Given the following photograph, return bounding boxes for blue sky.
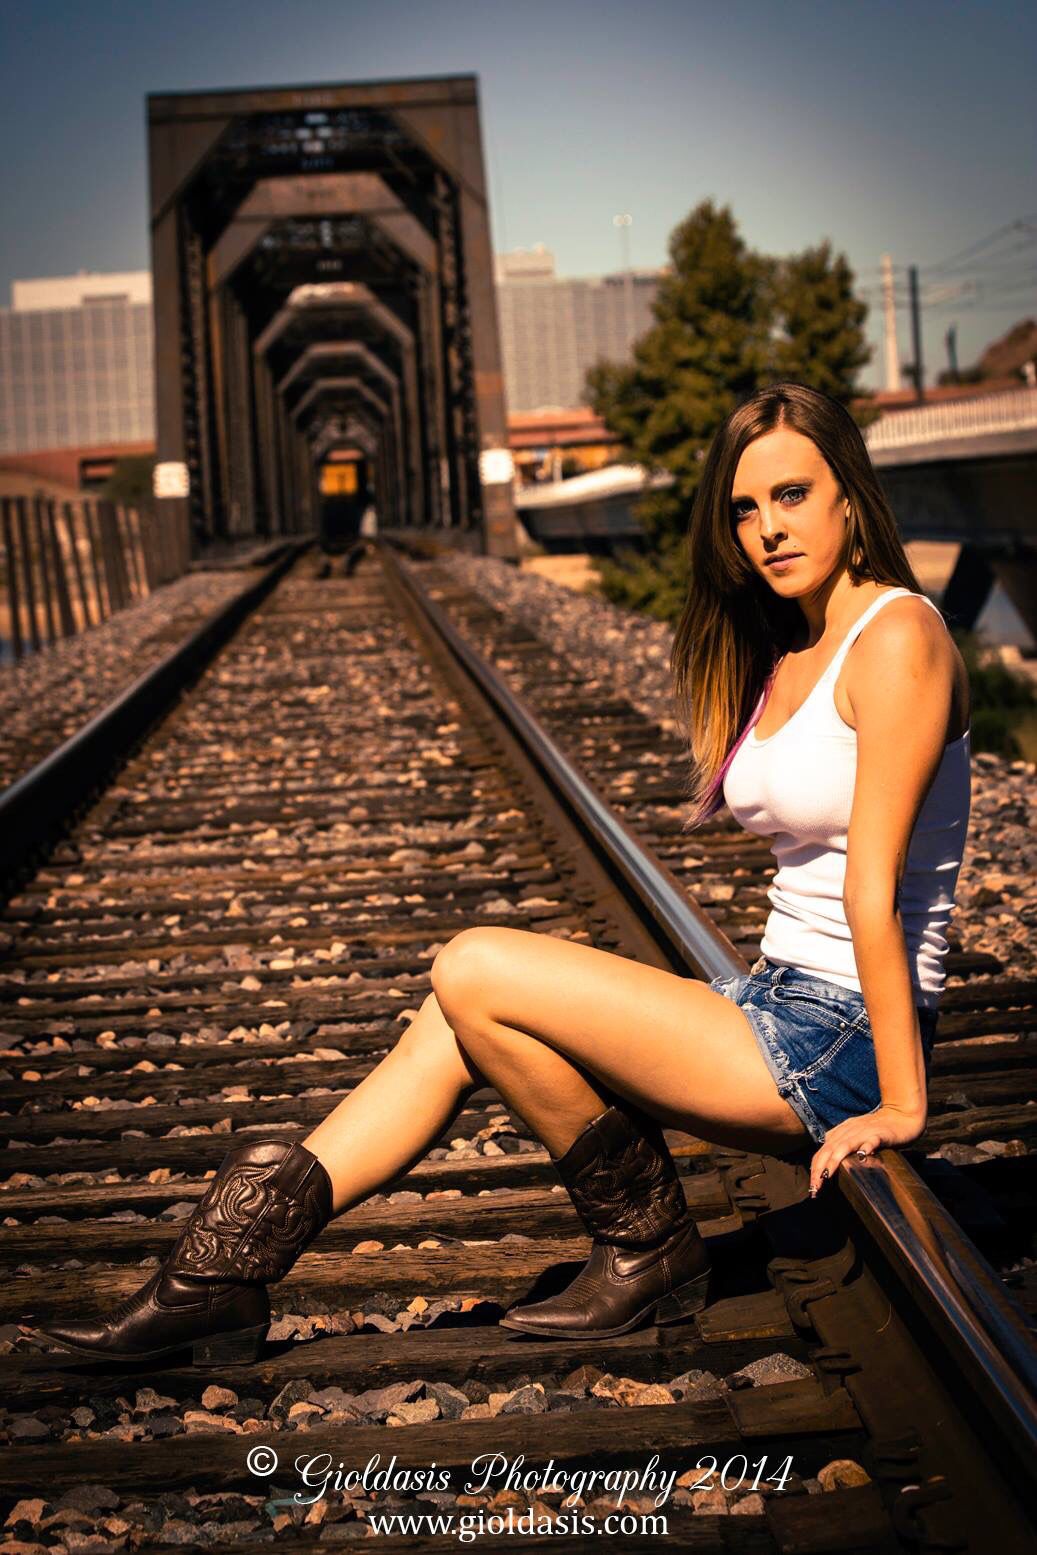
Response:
[1,0,1034,389]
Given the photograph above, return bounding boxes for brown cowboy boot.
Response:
[500,1103,711,1339]
[38,1138,334,1365]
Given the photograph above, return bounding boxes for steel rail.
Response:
[842,1149,1037,1495]
[381,541,743,984]
[0,539,308,895]
[382,538,1037,1480]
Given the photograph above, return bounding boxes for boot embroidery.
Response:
[168,1155,329,1281]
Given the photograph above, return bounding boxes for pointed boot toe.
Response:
[37,1268,271,1364]
[35,1139,334,1365]
[500,1103,712,1341]
[39,1317,113,1354]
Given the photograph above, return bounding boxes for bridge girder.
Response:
[147,76,518,556]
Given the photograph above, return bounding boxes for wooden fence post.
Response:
[31,496,58,645]
[45,499,76,638]
[98,499,127,613]
[15,498,41,651]
[2,497,25,661]
[62,501,94,631]
[83,500,110,622]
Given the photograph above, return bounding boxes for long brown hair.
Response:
[671,381,923,831]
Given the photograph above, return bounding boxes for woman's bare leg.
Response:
[301,991,613,1215]
[430,927,812,1156]
[302,922,811,1219]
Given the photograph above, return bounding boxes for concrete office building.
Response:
[495,246,663,413]
[0,272,154,455]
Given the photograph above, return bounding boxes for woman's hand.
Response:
[809,1104,927,1197]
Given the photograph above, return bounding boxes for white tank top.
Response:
[722,588,971,1009]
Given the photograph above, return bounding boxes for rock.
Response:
[817,1459,871,1491]
[351,1380,424,1420]
[387,1398,441,1426]
[200,1385,237,1412]
[40,1510,95,1534]
[668,1368,726,1400]
[360,1313,398,1333]
[4,1499,47,1529]
[183,1409,241,1433]
[498,1385,549,1416]
[133,1387,178,1415]
[267,1379,316,1422]
[426,1382,470,1421]
[559,1363,604,1393]
[929,1142,990,1166]
[590,1374,674,1407]
[728,1353,812,1387]
[54,1487,121,1514]
[691,1488,729,1513]
[155,1518,200,1545]
[308,1387,357,1413]
[266,1315,302,1341]
[57,1532,119,1553]
[731,1492,766,1514]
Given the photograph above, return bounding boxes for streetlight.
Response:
[613,214,634,347]
[613,212,633,269]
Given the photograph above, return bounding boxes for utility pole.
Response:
[945,324,959,383]
[881,254,901,391]
[908,264,924,403]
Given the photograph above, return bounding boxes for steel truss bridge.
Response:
[148,75,520,559]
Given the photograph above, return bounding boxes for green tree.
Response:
[585,202,875,617]
[767,241,877,424]
[952,628,1036,758]
[587,200,770,555]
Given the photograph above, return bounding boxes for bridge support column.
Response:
[990,548,1037,645]
[940,545,995,631]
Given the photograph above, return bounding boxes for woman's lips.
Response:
[765,552,803,568]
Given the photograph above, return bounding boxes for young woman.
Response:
[39,382,971,1364]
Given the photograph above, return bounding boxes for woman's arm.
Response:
[809,598,956,1196]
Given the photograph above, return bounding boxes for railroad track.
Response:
[0,541,302,797]
[0,539,1033,1552]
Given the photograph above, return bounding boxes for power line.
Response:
[922,214,1037,278]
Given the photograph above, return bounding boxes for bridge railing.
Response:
[865,385,1037,449]
[0,494,191,662]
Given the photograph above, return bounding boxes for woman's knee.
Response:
[430,927,500,1015]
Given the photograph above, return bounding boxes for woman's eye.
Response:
[732,486,806,521]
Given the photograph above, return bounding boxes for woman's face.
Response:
[730,426,850,595]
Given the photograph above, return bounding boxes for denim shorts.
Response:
[708,957,939,1147]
